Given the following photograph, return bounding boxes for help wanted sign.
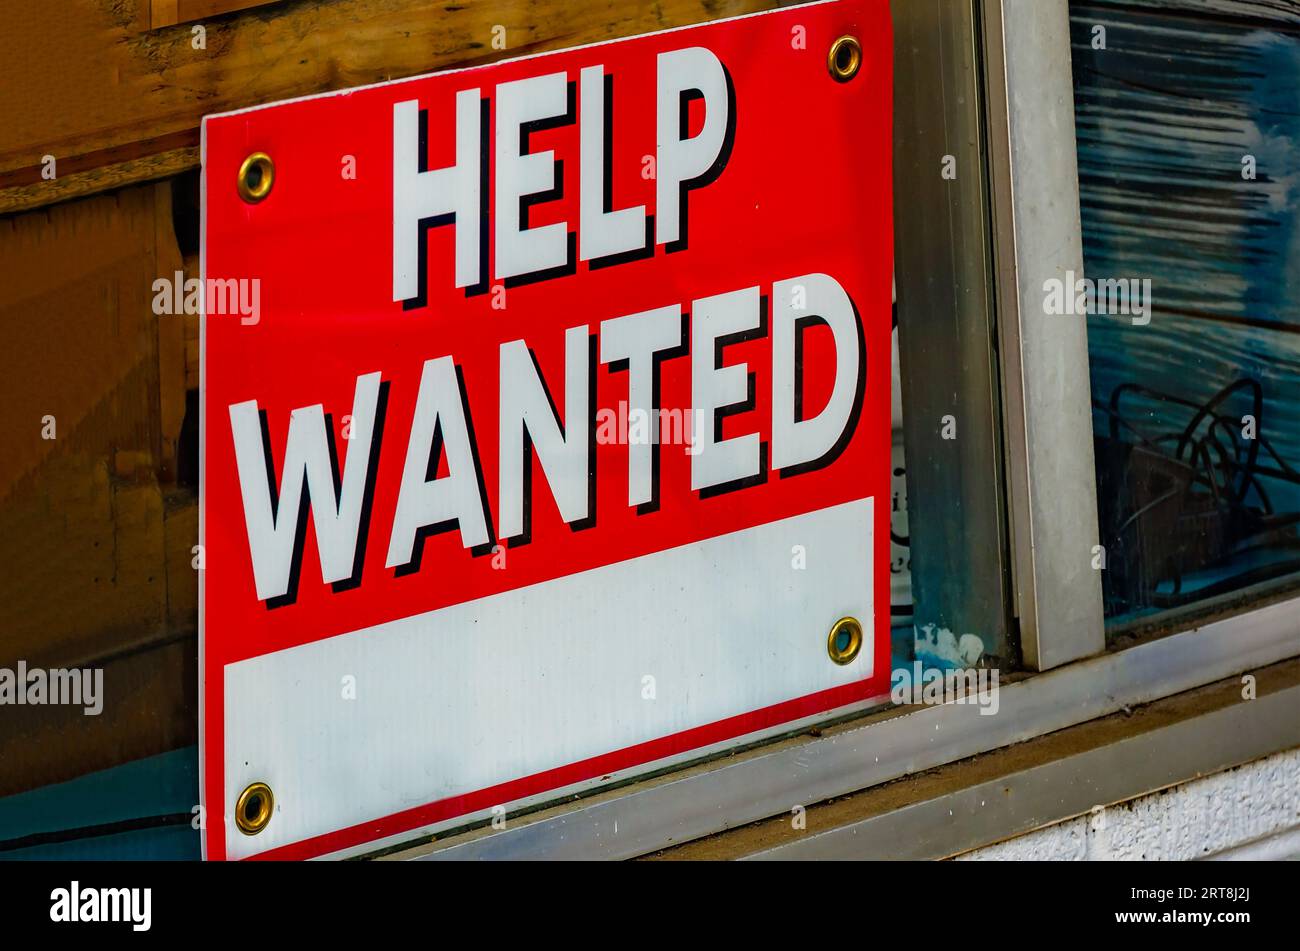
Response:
[201,0,892,860]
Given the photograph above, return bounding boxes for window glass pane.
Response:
[892,0,1014,673]
[1071,0,1300,630]
[890,297,915,669]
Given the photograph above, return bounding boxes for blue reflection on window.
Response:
[1072,1,1300,623]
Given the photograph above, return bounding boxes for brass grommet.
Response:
[827,616,864,665]
[828,35,862,83]
[237,152,275,203]
[235,781,274,835]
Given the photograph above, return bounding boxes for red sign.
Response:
[202,0,893,860]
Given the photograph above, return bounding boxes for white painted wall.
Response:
[957,747,1300,860]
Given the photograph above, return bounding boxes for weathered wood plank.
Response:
[0,636,197,798]
[0,147,199,218]
[0,0,777,214]
[0,179,200,792]
[152,0,286,30]
[0,183,198,668]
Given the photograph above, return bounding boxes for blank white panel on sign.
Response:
[223,498,872,859]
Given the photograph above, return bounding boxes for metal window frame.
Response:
[739,672,1300,860]
[980,0,1105,671]
[379,0,1300,860]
